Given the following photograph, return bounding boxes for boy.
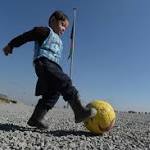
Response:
[2,10,94,129]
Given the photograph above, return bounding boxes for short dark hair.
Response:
[49,10,69,25]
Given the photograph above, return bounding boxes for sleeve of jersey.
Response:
[8,27,49,48]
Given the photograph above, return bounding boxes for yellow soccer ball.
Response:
[84,100,116,135]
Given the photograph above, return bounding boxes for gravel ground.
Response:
[0,103,150,150]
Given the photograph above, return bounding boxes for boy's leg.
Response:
[33,58,95,123]
[58,77,95,123]
[39,58,96,123]
[27,58,60,129]
[27,92,60,129]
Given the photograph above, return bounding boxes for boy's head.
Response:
[49,10,69,36]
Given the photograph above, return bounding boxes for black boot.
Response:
[69,95,96,123]
[27,99,49,129]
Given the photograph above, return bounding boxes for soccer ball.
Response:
[84,100,116,135]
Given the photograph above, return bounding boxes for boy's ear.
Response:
[51,16,55,22]
[49,16,57,26]
[50,16,56,23]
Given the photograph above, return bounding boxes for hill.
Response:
[0,93,17,104]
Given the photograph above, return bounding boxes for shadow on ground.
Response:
[0,123,100,137]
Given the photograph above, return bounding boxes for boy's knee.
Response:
[39,94,59,110]
[57,73,79,101]
[62,85,79,102]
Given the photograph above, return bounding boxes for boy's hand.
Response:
[3,45,13,56]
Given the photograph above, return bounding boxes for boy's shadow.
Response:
[0,123,99,137]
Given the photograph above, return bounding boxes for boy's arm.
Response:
[3,27,49,56]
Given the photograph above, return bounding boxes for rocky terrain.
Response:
[0,103,149,150]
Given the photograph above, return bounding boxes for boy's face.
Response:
[51,18,69,36]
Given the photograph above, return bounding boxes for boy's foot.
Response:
[27,99,49,130]
[75,108,97,123]
[27,118,49,130]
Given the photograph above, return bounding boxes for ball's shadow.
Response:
[0,123,100,137]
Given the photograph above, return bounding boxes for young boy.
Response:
[3,10,94,129]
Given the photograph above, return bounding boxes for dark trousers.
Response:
[34,57,78,110]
